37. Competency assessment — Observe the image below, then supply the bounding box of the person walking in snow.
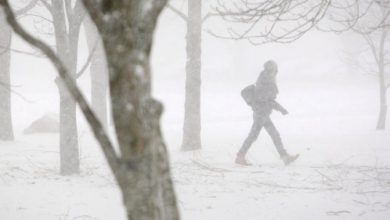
[236,60,299,166]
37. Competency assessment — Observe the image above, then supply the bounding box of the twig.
[166,4,188,22]
[191,159,232,173]
[14,0,39,16]
[76,39,98,79]
[326,210,351,216]
[315,169,335,182]
[0,81,35,103]
[252,180,343,191]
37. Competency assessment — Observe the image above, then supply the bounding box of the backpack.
[241,84,255,106]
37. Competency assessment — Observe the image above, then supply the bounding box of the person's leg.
[237,116,266,157]
[264,118,299,165]
[264,118,287,157]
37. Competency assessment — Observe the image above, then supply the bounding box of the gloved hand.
[280,108,288,115]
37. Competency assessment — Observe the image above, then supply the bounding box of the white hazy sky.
[6,1,383,132]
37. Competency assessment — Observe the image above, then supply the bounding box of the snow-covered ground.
[1,80,390,220]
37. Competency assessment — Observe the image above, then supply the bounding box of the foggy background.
[1,0,390,219]
[9,4,384,163]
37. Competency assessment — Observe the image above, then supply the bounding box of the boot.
[235,155,252,166]
[281,154,299,166]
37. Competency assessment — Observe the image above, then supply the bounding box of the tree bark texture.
[84,1,180,219]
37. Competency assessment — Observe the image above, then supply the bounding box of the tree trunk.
[84,16,108,130]
[52,0,82,175]
[376,69,387,130]
[85,1,180,219]
[182,0,202,151]
[0,11,14,141]
[376,100,387,130]
[57,79,80,174]
[376,27,388,130]
[57,58,80,175]
[102,28,175,220]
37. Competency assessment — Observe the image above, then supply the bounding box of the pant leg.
[237,115,267,157]
[264,118,287,156]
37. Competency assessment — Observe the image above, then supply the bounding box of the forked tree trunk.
[84,16,108,130]
[0,11,13,141]
[52,0,84,175]
[182,0,202,151]
[84,1,180,219]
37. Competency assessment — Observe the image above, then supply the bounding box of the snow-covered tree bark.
[50,0,85,175]
[2,0,180,218]
[182,0,202,151]
[83,1,180,218]
[84,16,108,130]
[0,10,13,141]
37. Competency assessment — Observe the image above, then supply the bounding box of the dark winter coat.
[252,70,285,116]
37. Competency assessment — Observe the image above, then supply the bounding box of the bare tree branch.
[210,0,332,44]
[363,33,380,65]
[70,0,87,26]
[14,0,39,16]
[19,13,53,23]
[166,4,188,21]
[202,12,218,23]
[81,0,105,27]
[0,45,45,57]
[76,39,98,79]
[64,0,72,19]
[210,0,390,45]
[0,0,121,175]
[0,81,34,103]
[39,0,52,14]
